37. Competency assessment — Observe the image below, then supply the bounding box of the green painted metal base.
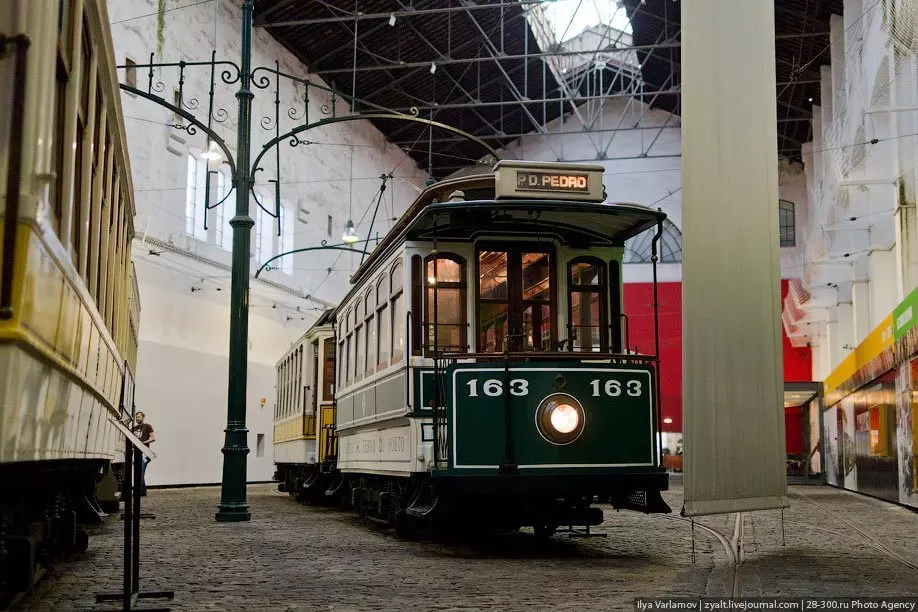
[214,506,251,522]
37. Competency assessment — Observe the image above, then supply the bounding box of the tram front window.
[568,259,608,352]
[477,247,555,352]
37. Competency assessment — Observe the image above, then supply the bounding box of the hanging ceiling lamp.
[201,139,222,161]
[341,219,360,244]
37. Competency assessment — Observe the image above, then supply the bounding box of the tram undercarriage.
[280,468,671,539]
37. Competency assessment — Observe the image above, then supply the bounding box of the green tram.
[273,160,671,537]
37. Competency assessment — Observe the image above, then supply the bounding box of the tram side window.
[391,261,404,363]
[568,258,608,352]
[275,366,281,420]
[51,66,68,234]
[279,359,285,417]
[364,288,375,375]
[354,300,363,382]
[423,254,467,353]
[337,338,345,390]
[376,276,390,369]
[345,307,354,387]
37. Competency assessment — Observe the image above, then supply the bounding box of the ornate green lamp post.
[215,0,255,522]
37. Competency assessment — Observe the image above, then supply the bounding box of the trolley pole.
[216,0,254,522]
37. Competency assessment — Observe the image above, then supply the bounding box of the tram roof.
[349,171,666,287]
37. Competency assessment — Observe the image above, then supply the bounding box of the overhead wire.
[109,0,213,26]
[135,250,322,321]
[776,0,883,100]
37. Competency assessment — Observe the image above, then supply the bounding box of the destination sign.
[516,170,590,193]
[493,160,605,202]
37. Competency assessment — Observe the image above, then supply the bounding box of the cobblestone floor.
[10,480,918,611]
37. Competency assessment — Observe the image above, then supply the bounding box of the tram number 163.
[464,378,643,398]
[466,379,529,397]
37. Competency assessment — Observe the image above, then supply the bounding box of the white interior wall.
[489,95,805,249]
[794,2,918,377]
[110,0,427,485]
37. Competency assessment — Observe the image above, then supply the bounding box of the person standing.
[131,411,156,496]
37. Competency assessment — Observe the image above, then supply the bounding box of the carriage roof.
[276,307,336,366]
[349,164,667,289]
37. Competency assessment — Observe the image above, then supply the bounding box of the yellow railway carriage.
[1,0,139,596]
[273,308,340,502]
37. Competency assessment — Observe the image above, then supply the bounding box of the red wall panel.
[781,279,813,382]
[622,279,812,434]
[622,282,682,432]
[784,406,805,454]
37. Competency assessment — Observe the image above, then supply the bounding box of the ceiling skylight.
[540,0,633,43]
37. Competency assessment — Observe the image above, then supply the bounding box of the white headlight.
[535,394,585,445]
[549,403,579,434]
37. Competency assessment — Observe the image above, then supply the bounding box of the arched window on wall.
[213,169,233,251]
[252,192,294,273]
[779,200,795,247]
[280,201,294,273]
[186,152,234,247]
[184,151,207,241]
[623,219,683,264]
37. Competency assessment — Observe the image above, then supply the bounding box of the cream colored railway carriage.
[1,0,140,595]
[273,309,339,502]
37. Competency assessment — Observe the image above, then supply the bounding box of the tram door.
[477,245,555,352]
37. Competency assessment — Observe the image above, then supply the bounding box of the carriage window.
[424,255,467,353]
[522,253,552,350]
[346,333,353,387]
[477,246,555,352]
[354,300,363,381]
[390,261,404,362]
[479,251,508,352]
[323,338,336,401]
[568,258,608,352]
[364,288,375,375]
[337,339,345,388]
[376,277,389,368]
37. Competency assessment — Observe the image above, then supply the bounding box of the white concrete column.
[812,106,824,178]
[811,328,832,381]
[829,14,845,108]
[681,0,785,516]
[826,307,841,371]
[852,280,872,342]
[837,301,855,360]
[895,202,918,298]
[810,338,823,381]
[821,66,834,134]
[869,249,898,326]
